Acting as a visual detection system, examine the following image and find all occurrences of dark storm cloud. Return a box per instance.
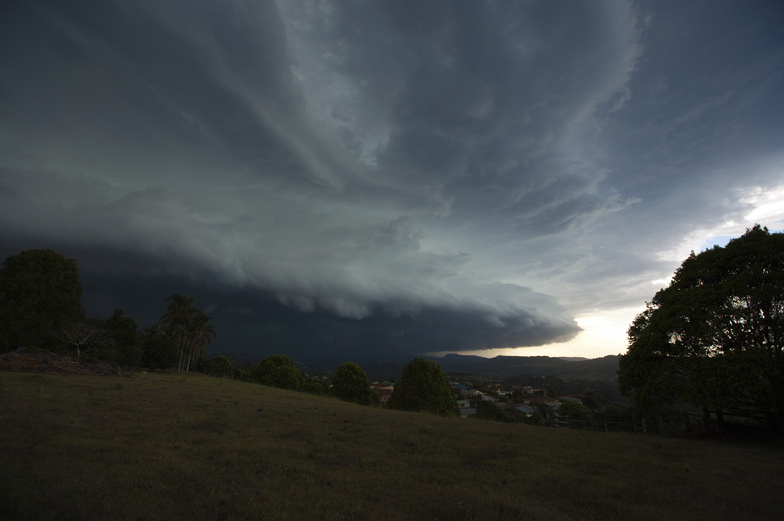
[2,0,783,360]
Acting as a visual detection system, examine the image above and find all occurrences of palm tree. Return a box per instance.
[183,310,216,372]
[159,294,197,372]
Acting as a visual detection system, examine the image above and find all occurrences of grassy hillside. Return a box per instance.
[1,372,783,521]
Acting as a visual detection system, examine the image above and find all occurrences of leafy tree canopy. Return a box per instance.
[388,358,458,417]
[0,249,85,351]
[212,355,234,377]
[618,225,784,430]
[475,400,514,422]
[331,362,375,405]
[252,354,304,391]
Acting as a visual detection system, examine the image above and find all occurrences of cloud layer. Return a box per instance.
[2,0,783,361]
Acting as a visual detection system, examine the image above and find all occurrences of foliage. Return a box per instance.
[475,400,515,422]
[252,354,304,391]
[303,376,327,395]
[331,362,376,405]
[558,401,590,413]
[0,249,85,351]
[618,225,784,430]
[388,358,459,417]
[141,330,178,371]
[159,294,216,372]
[106,309,142,367]
[232,368,250,382]
[211,355,234,377]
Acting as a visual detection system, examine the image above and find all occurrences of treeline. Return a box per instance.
[0,249,216,372]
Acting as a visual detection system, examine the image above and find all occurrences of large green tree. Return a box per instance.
[331,362,377,405]
[618,225,784,430]
[0,249,85,351]
[252,354,304,391]
[388,358,459,417]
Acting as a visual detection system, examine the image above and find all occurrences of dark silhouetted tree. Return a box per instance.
[159,294,216,372]
[0,249,85,351]
[160,293,197,371]
[183,310,216,372]
[141,324,178,371]
[619,225,784,431]
[212,355,234,377]
[475,400,514,422]
[331,361,375,405]
[252,354,304,391]
[106,309,141,367]
[303,377,326,395]
[388,358,458,417]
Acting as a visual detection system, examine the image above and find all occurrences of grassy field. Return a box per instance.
[1,371,782,520]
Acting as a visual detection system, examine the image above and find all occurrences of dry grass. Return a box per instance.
[1,371,782,520]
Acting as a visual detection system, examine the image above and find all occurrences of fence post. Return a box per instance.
[642,418,647,435]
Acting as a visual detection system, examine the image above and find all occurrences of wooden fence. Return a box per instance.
[555,411,647,434]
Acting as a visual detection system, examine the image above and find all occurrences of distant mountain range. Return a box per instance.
[347,353,620,382]
[432,353,620,381]
[223,351,621,382]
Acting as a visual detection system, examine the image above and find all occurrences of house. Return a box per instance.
[370,382,394,403]
[514,405,535,417]
[456,400,471,409]
[374,388,393,403]
[460,408,477,418]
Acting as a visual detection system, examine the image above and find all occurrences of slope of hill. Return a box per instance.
[1,371,782,521]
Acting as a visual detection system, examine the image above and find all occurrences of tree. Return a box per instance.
[52,321,110,364]
[618,225,784,431]
[159,293,197,371]
[183,310,216,372]
[388,358,459,417]
[141,325,178,371]
[331,362,375,405]
[212,355,234,378]
[303,377,327,395]
[558,401,590,414]
[475,400,514,422]
[251,354,304,391]
[158,294,216,372]
[0,249,85,351]
[106,309,141,367]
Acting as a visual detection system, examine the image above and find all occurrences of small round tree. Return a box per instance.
[388,358,458,417]
[252,354,304,391]
[331,362,374,405]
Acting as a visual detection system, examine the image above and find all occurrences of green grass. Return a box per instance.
[1,372,783,520]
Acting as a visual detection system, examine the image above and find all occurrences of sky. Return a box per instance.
[1,0,783,364]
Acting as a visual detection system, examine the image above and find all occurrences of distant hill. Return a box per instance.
[223,351,620,383]
[432,353,620,381]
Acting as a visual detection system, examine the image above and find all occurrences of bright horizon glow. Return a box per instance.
[430,306,643,360]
